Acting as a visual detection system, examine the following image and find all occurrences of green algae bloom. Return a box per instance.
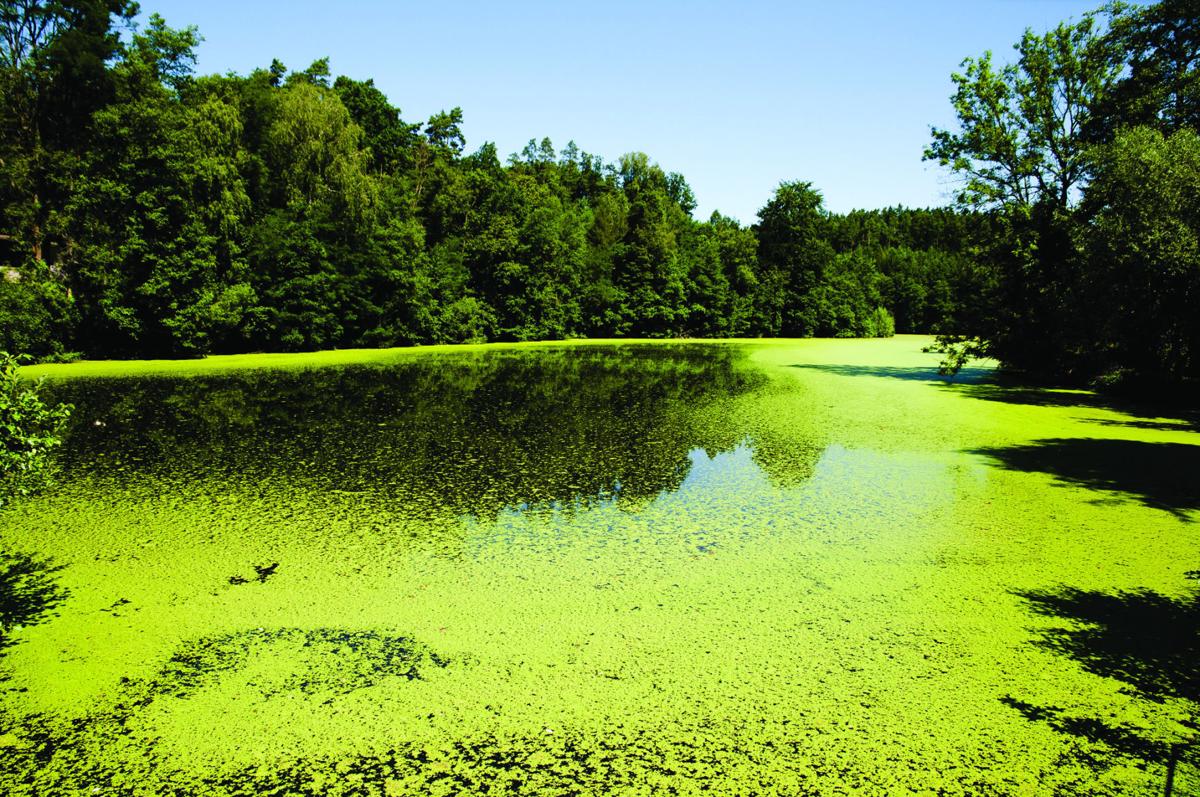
[2,337,1198,795]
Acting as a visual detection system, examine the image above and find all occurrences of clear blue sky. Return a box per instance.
[138,0,1102,223]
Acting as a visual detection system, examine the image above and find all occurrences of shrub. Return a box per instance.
[0,268,75,360]
[0,353,73,509]
[866,306,896,338]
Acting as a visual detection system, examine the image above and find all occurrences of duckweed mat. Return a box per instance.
[3,337,1198,795]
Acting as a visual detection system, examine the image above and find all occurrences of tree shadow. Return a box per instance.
[1018,586,1200,706]
[970,438,1200,519]
[1090,418,1199,433]
[1004,584,1200,792]
[943,381,1200,429]
[791,362,1200,431]
[786,350,1200,435]
[0,550,68,656]
[788,363,996,384]
[1001,696,1173,760]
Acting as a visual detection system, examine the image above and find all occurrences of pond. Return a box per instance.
[2,337,1198,795]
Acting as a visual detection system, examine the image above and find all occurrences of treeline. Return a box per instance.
[9,2,1193,388]
[0,2,979,359]
[927,0,1200,388]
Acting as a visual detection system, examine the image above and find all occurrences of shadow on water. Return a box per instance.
[943,382,1200,430]
[788,363,996,384]
[791,362,1200,432]
[0,551,67,656]
[1019,586,1200,706]
[970,438,1200,520]
[1006,584,1200,792]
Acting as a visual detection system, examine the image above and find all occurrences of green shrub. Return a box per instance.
[866,306,896,338]
[1,353,73,509]
[0,269,75,360]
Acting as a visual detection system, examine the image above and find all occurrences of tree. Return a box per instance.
[707,212,758,337]
[754,181,835,336]
[925,10,1125,378]
[264,80,375,231]
[0,255,74,357]
[68,17,255,356]
[0,0,138,266]
[1092,0,1200,139]
[333,75,419,173]
[611,152,691,336]
[1084,125,1200,384]
[925,11,1121,210]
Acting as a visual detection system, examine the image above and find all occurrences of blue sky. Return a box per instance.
[139,0,1102,223]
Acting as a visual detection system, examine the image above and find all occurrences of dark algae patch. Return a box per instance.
[4,338,1200,795]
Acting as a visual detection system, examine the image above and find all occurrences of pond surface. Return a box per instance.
[2,338,1198,795]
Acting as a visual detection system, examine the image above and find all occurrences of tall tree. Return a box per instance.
[925,10,1125,378]
[0,0,137,265]
[754,181,835,336]
[612,152,691,336]
[1084,125,1200,383]
[68,16,255,355]
[926,12,1121,210]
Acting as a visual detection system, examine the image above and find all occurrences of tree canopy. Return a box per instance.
[0,1,988,359]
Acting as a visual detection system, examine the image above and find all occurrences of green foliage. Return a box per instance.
[0,263,74,358]
[68,21,255,356]
[0,351,71,508]
[752,182,898,339]
[7,0,1194,383]
[0,0,138,270]
[1,2,997,360]
[928,0,1200,388]
[1090,0,1200,140]
[865,306,895,338]
[1085,125,1200,383]
[925,11,1120,209]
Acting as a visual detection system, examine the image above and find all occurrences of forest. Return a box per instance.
[0,0,1197,390]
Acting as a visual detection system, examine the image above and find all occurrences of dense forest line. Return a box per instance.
[1,1,1198,391]
[0,1,977,358]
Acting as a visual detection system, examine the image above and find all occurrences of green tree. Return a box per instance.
[333,75,419,173]
[1084,125,1200,384]
[754,181,834,336]
[925,10,1123,377]
[612,153,691,336]
[926,12,1120,209]
[1091,0,1200,139]
[263,79,375,231]
[0,0,138,266]
[0,258,73,357]
[68,17,255,355]
[708,212,758,337]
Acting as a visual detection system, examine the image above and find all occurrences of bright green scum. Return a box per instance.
[2,337,1198,796]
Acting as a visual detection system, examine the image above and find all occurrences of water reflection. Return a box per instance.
[42,345,822,520]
